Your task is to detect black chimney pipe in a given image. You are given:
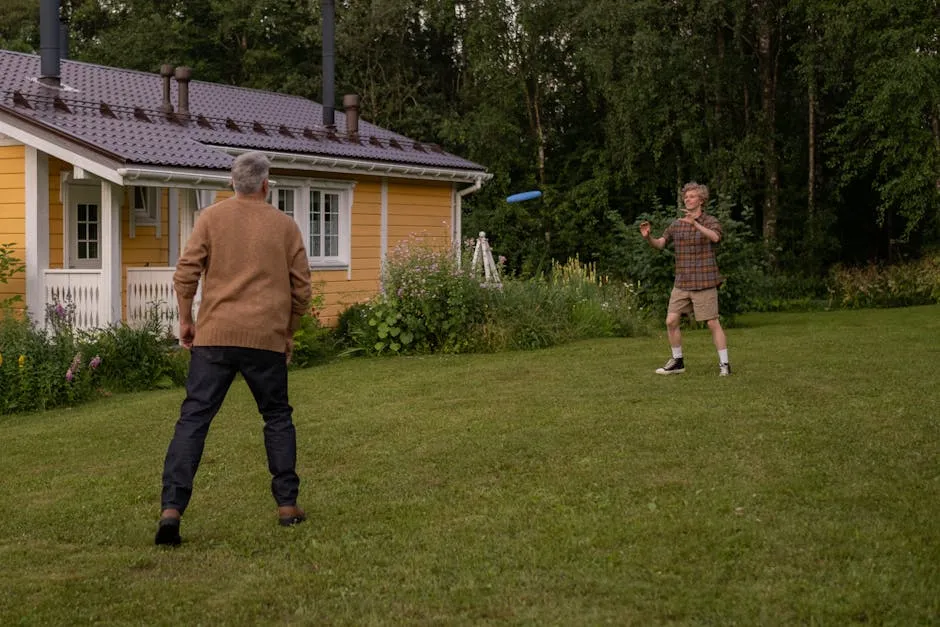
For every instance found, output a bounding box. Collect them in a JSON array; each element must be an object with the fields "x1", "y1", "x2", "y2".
[
  {"x1": 59, "y1": 22, "x2": 69, "y2": 60},
  {"x1": 321, "y1": 0, "x2": 335, "y2": 129},
  {"x1": 39, "y1": 0, "x2": 61, "y2": 87}
]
